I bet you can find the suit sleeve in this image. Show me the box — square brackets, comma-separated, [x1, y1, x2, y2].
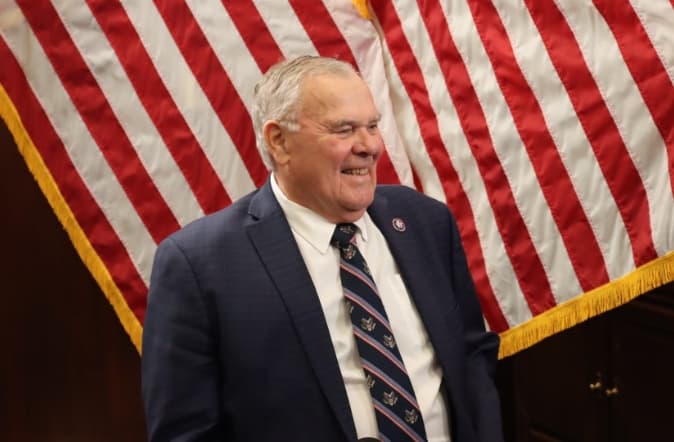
[142, 236, 223, 441]
[447, 213, 504, 442]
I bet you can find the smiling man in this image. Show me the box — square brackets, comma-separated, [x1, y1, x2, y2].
[142, 56, 503, 442]
[263, 64, 382, 223]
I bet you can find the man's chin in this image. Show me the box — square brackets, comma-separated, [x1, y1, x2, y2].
[342, 200, 374, 217]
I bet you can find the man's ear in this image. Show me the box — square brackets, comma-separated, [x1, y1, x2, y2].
[263, 120, 290, 166]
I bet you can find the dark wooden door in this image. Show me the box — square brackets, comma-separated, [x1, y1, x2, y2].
[0, 118, 147, 442]
[501, 282, 674, 442]
[608, 287, 674, 442]
[507, 317, 610, 441]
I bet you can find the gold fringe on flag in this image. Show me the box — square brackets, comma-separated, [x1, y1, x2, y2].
[0, 84, 143, 354]
[498, 251, 674, 359]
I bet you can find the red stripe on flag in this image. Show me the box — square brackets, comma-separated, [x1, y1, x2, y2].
[421, 0, 559, 310]
[469, 0, 609, 291]
[18, 0, 180, 244]
[222, 0, 284, 73]
[289, 0, 401, 185]
[411, 165, 423, 193]
[0, 37, 148, 321]
[289, 0, 358, 65]
[371, 1, 509, 330]
[525, 0, 658, 267]
[87, 0, 232, 214]
[593, 0, 674, 197]
[376, 150, 401, 185]
[154, 0, 268, 187]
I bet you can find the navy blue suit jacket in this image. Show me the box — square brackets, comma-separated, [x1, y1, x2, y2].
[142, 180, 503, 441]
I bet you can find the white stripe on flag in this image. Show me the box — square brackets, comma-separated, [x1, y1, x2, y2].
[378, 40, 446, 203]
[388, 0, 527, 326]
[557, 0, 674, 256]
[442, 0, 585, 302]
[630, 0, 674, 85]
[253, 1, 319, 58]
[187, 0, 261, 116]
[53, 1, 204, 226]
[491, 0, 636, 283]
[120, 0, 257, 203]
[2, 4, 155, 285]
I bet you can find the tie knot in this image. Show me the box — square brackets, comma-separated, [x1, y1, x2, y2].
[331, 223, 357, 249]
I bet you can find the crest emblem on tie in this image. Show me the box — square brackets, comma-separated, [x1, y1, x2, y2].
[361, 317, 376, 332]
[366, 374, 375, 389]
[383, 334, 396, 349]
[345, 300, 354, 314]
[342, 244, 357, 260]
[405, 409, 419, 424]
[383, 390, 398, 406]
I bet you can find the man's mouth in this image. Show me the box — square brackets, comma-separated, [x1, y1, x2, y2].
[342, 168, 368, 176]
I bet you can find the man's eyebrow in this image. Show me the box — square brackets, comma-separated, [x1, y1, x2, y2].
[327, 115, 382, 127]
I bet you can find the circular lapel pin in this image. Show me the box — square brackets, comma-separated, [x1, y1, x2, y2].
[392, 217, 406, 232]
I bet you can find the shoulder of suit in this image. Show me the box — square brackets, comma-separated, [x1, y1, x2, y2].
[375, 184, 447, 210]
[373, 185, 458, 234]
[161, 188, 258, 247]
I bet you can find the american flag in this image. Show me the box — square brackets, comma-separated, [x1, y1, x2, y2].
[1, 0, 673, 358]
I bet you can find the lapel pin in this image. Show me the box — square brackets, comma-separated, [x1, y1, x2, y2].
[392, 217, 406, 232]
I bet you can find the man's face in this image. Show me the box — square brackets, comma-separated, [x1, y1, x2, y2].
[272, 72, 383, 223]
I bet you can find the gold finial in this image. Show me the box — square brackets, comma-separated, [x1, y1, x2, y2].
[351, 0, 372, 20]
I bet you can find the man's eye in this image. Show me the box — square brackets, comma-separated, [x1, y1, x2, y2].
[367, 123, 379, 133]
[335, 126, 354, 134]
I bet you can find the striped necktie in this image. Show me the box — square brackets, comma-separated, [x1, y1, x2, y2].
[331, 223, 427, 442]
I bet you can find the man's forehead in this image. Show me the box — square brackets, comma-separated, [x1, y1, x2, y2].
[301, 72, 368, 99]
[299, 76, 378, 119]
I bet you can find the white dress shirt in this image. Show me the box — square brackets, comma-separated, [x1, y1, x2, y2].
[271, 176, 451, 441]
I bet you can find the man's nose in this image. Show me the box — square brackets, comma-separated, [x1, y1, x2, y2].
[353, 127, 382, 155]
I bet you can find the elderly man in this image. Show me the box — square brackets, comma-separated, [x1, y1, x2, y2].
[142, 55, 503, 441]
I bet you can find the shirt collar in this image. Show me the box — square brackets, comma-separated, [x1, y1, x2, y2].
[270, 174, 369, 254]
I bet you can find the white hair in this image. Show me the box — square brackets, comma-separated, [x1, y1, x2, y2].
[252, 55, 358, 169]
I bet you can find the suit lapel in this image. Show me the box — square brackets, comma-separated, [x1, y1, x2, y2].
[367, 193, 462, 376]
[246, 181, 357, 441]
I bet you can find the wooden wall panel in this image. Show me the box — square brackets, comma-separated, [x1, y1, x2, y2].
[0, 119, 146, 442]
